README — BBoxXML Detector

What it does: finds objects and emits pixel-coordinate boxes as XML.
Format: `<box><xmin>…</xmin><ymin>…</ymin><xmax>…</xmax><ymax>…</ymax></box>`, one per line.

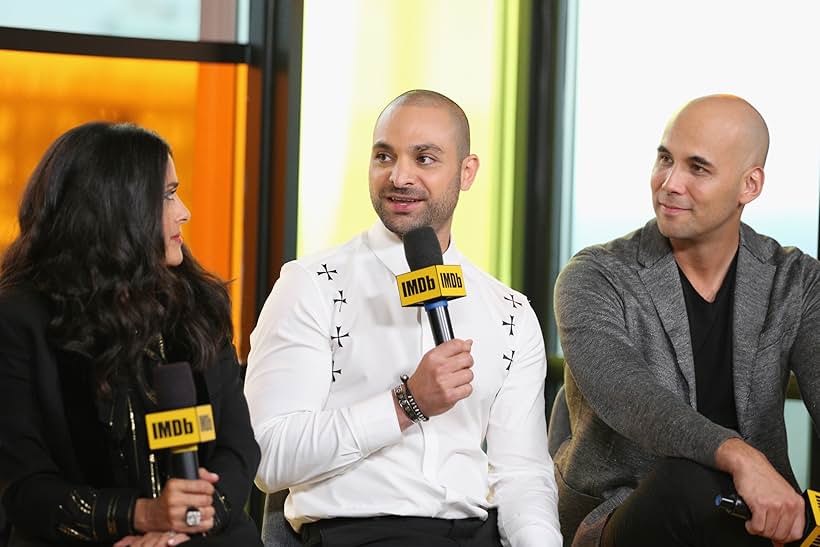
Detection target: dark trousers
<box><xmin>301</xmin><ymin>509</ymin><xmax>501</xmax><ymax>547</ymax></box>
<box><xmin>602</xmin><ymin>458</ymin><xmax>771</xmax><ymax>547</ymax></box>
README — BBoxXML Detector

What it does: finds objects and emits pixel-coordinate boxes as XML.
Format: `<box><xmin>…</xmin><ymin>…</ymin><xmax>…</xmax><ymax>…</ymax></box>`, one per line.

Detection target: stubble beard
<box><xmin>372</xmin><ymin>184</ymin><xmax>460</xmax><ymax>239</ymax></box>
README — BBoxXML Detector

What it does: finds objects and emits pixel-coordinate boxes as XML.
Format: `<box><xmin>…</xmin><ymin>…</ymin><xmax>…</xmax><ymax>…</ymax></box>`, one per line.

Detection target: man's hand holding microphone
<box><xmin>392</xmin><ymin>226</ymin><xmax>472</xmax><ymax>430</ymax></box>
<box><xmin>394</xmin><ymin>339</ymin><xmax>474</xmax><ymax>430</ymax></box>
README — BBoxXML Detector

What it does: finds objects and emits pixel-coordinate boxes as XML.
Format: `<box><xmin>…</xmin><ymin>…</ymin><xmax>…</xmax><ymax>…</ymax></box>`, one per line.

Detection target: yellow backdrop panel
<box><xmin>298</xmin><ymin>0</ymin><xmax>521</xmax><ymax>283</ymax></box>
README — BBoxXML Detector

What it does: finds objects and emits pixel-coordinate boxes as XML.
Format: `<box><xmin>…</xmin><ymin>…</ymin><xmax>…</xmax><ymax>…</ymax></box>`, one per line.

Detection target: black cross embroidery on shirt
<box><xmin>317</xmin><ymin>264</ymin><xmax>338</xmax><ymax>280</ymax></box>
<box><xmin>333</xmin><ymin>290</ymin><xmax>347</xmax><ymax>312</ymax></box>
<box><xmin>503</xmin><ymin>350</ymin><xmax>516</xmax><ymax>371</ymax></box>
<box><xmin>504</xmin><ymin>294</ymin><xmax>522</xmax><ymax>309</ymax></box>
<box><xmin>502</xmin><ymin>315</ymin><xmax>516</xmax><ymax>336</ymax></box>
<box><xmin>331</xmin><ymin>326</ymin><xmax>350</xmax><ymax>348</ymax></box>
<box><xmin>331</xmin><ymin>359</ymin><xmax>342</xmax><ymax>382</ymax></box>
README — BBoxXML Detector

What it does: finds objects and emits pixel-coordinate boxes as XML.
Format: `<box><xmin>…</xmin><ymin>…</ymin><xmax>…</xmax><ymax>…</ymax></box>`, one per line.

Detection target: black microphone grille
<box><xmin>403</xmin><ymin>226</ymin><xmax>443</xmax><ymax>270</ymax></box>
<box><xmin>154</xmin><ymin>361</ymin><xmax>196</xmax><ymax>410</ymax></box>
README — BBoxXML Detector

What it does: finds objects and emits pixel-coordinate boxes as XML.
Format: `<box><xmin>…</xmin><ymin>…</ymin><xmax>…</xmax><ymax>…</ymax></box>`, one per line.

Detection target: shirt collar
<box><xmin>365</xmin><ymin>221</ymin><xmax>463</xmax><ymax>276</ymax></box>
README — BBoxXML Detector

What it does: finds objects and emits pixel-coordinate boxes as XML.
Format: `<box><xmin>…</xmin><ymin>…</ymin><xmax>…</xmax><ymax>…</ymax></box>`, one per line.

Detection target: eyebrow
<box><xmin>657</xmin><ymin>145</ymin><xmax>715</xmax><ymax>170</ymax></box>
<box><xmin>372</xmin><ymin>141</ymin><xmax>444</xmax><ymax>154</ymax></box>
<box><xmin>688</xmin><ymin>155</ymin><xmax>715</xmax><ymax>170</ymax></box>
<box><xmin>372</xmin><ymin>141</ymin><xmax>394</xmax><ymax>153</ymax></box>
<box><xmin>413</xmin><ymin>143</ymin><xmax>443</xmax><ymax>154</ymax></box>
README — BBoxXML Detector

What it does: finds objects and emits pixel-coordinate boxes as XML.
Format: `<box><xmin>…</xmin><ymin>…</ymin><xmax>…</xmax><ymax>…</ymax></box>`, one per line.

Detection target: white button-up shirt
<box><xmin>245</xmin><ymin>222</ymin><xmax>562</xmax><ymax>546</ymax></box>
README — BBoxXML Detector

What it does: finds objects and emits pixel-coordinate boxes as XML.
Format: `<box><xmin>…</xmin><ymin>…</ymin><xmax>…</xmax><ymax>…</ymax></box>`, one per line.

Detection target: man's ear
<box><xmin>739</xmin><ymin>166</ymin><xmax>764</xmax><ymax>206</ymax></box>
<box><xmin>459</xmin><ymin>154</ymin><xmax>480</xmax><ymax>191</ymax></box>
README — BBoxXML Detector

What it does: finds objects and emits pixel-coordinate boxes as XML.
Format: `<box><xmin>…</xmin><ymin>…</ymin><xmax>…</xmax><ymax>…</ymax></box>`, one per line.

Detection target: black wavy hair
<box><xmin>0</xmin><ymin>122</ymin><xmax>232</xmax><ymax>396</ymax></box>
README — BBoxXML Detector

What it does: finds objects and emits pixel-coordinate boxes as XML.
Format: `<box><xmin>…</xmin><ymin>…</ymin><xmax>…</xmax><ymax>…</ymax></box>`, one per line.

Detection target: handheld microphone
<box><xmin>399</xmin><ymin>226</ymin><xmax>466</xmax><ymax>345</ymax></box>
<box><xmin>716</xmin><ymin>489</ymin><xmax>820</xmax><ymax>547</ymax></box>
<box><xmin>145</xmin><ymin>362</ymin><xmax>216</xmax><ymax>479</ymax></box>
<box><xmin>715</xmin><ymin>493</ymin><xmax>751</xmax><ymax>519</ymax></box>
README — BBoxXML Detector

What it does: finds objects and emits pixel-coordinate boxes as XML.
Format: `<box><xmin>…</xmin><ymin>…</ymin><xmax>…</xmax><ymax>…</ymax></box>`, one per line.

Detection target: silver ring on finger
<box><xmin>185</xmin><ymin>507</ymin><xmax>202</xmax><ymax>527</ymax></box>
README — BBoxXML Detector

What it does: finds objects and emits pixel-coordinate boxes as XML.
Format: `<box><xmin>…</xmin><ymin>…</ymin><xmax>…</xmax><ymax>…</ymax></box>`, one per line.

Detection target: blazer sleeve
<box><xmin>0</xmin><ymin>290</ymin><xmax>139</xmax><ymax>542</ymax></box>
<box><xmin>199</xmin><ymin>342</ymin><xmax>261</xmax><ymax>532</ymax></box>
<box><xmin>554</xmin><ymin>252</ymin><xmax>738</xmax><ymax>467</ymax></box>
<box><xmin>790</xmin><ymin>254</ymin><xmax>820</xmax><ymax>434</ymax></box>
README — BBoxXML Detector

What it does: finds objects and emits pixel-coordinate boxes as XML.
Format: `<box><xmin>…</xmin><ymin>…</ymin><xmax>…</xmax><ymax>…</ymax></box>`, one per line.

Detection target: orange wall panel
<box><xmin>193</xmin><ymin>62</ymin><xmax>237</xmax><ymax>282</ymax></box>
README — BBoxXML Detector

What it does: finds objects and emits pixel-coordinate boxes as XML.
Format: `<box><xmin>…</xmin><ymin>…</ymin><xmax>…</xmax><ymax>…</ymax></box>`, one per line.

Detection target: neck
<box><xmin>434</xmin><ymin>222</ymin><xmax>453</xmax><ymax>255</ymax></box>
<box><xmin>671</xmin><ymin>229</ymin><xmax>740</xmax><ymax>302</ymax></box>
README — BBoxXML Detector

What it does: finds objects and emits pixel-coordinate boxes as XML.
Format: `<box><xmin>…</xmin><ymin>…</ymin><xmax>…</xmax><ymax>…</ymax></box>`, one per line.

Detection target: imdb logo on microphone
<box><xmin>396</xmin><ymin>265</ymin><xmax>466</xmax><ymax>307</ymax></box>
<box><xmin>145</xmin><ymin>405</ymin><xmax>216</xmax><ymax>450</ymax></box>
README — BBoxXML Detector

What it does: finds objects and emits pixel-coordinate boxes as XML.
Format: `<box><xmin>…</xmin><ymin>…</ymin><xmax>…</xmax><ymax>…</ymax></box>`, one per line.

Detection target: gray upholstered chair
<box><xmin>547</xmin><ymin>385</ymin><xmax>570</xmax><ymax>458</ymax></box>
<box><xmin>261</xmin><ymin>489</ymin><xmax>301</xmax><ymax>547</ymax></box>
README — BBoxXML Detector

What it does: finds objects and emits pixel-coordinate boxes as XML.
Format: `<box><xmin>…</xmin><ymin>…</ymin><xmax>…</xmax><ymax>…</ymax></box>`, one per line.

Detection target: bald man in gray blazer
<box><xmin>553</xmin><ymin>95</ymin><xmax>820</xmax><ymax>547</ymax></box>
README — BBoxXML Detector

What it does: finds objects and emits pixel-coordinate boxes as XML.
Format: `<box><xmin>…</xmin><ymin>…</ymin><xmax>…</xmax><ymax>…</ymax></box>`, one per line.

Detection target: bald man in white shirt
<box><xmin>245</xmin><ymin>90</ymin><xmax>562</xmax><ymax>547</ymax></box>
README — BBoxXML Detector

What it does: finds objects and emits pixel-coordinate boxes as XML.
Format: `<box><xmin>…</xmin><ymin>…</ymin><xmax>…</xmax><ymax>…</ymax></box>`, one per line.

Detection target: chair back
<box><xmin>548</xmin><ymin>385</ymin><xmax>570</xmax><ymax>457</ymax></box>
<box><xmin>261</xmin><ymin>490</ymin><xmax>301</xmax><ymax>547</ymax></box>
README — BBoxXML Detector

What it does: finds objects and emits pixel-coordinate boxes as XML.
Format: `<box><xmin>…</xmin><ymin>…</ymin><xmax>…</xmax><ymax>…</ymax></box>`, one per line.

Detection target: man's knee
<box><xmin>649</xmin><ymin>458</ymin><xmax>733</xmax><ymax>505</ymax></box>
<box><xmin>603</xmin><ymin>459</ymin><xmax>738</xmax><ymax>546</ymax></box>
<box><xmin>638</xmin><ymin>458</ymin><xmax>735</xmax><ymax>530</ymax></box>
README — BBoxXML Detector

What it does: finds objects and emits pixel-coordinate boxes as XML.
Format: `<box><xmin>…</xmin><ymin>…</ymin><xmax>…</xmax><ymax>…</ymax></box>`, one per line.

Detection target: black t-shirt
<box><xmin>678</xmin><ymin>253</ymin><xmax>739</xmax><ymax>431</ymax></box>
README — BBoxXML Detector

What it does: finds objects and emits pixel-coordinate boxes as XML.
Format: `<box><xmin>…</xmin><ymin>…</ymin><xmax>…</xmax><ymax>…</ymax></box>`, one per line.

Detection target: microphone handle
<box><xmin>718</xmin><ymin>491</ymin><xmax>817</xmax><ymax>547</ymax></box>
<box><xmin>171</xmin><ymin>447</ymin><xmax>200</xmax><ymax>480</ymax></box>
<box><xmin>716</xmin><ymin>494</ymin><xmax>752</xmax><ymax>519</ymax></box>
<box><xmin>425</xmin><ymin>300</ymin><xmax>454</xmax><ymax>346</ymax></box>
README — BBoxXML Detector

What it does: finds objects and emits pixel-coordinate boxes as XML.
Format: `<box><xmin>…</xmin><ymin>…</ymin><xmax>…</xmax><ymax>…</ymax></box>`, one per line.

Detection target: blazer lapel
<box><xmin>637</xmin><ymin>221</ymin><xmax>697</xmax><ymax>405</ymax></box>
<box><xmin>733</xmin><ymin>225</ymin><xmax>776</xmax><ymax>431</ymax></box>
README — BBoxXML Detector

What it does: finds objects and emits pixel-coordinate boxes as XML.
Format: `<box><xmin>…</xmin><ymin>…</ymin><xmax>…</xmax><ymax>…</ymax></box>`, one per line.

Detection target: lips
<box><xmin>382</xmin><ymin>192</ymin><xmax>425</xmax><ymax>213</ymax></box>
<box><xmin>385</xmin><ymin>193</ymin><xmax>424</xmax><ymax>203</ymax></box>
<box><xmin>659</xmin><ymin>202</ymin><xmax>690</xmax><ymax>213</ymax></box>
<box><xmin>388</xmin><ymin>199</ymin><xmax>421</xmax><ymax>213</ymax></box>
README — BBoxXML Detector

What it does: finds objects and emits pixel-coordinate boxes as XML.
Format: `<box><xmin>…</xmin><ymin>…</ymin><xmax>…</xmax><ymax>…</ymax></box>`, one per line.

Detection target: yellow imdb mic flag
<box><xmin>145</xmin><ymin>404</ymin><xmax>216</xmax><ymax>451</ymax></box>
<box><xmin>802</xmin><ymin>489</ymin><xmax>820</xmax><ymax>547</ymax></box>
<box><xmin>396</xmin><ymin>265</ymin><xmax>466</xmax><ymax>307</ymax></box>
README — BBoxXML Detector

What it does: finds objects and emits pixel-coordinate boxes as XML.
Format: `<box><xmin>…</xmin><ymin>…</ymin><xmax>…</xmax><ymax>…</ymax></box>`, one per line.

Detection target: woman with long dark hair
<box><xmin>0</xmin><ymin>122</ymin><xmax>262</xmax><ymax>546</ymax></box>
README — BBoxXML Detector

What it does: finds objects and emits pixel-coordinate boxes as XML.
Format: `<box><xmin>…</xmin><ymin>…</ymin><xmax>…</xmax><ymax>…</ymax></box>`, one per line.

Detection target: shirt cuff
<box><xmin>55</xmin><ymin>487</ymin><xmax>137</xmax><ymax>542</ymax></box>
<box><xmin>505</xmin><ymin>523</ymin><xmax>562</xmax><ymax>547</ymax></box>
<box><xmin>348</xmin><ymin>389</ymin><xmax>402</xmax><ymax>455</ymax></box>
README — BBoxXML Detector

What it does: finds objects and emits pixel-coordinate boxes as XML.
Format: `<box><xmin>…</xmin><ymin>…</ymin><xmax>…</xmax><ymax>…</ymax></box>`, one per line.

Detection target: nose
<box><xmin>389</xmin><ymin>157</ymin><xmax>415</xmax><ymax>187</ymax></box>
<box><xmin>177</xmin><ymin>197</ymin><xmax>191</xmax><ymax>224</ymax></box>
<box><xmin>660</xmin><ymin>164</ymin><xmax>685</xmax><ymax>195</ymax></box>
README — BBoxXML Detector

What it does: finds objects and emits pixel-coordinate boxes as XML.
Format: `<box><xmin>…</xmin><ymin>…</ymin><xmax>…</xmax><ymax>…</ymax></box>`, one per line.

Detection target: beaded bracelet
<box><xmin>400</xmin><ymin>374</ymin><xmax>429</xmax><ymax>422</ymax></box>
<box><xmin>394</xmin><ymin>383</ymin><xmax>419</xmax><ymax>422</ymax></box>
<box><xmin>394</xmin><ymin>379</ymin><xmax>428</xmax><ymax>423</ymax></box>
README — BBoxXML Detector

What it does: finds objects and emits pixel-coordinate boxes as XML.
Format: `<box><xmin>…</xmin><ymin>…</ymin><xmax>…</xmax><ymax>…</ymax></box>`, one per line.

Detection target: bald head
<box><xmin>668</xmin><ymin>94</ymin><xmax>769</xmax><ymax>169</ymax></box>
<box><xmin>651</xmin><ymin>94</ymin><xmax>769</xmax><ymax>245</ymax></box>
<box><xmin>376</xmin><ymin>90</ymin><xmax>471</xmax><ymax>161</ymax></box>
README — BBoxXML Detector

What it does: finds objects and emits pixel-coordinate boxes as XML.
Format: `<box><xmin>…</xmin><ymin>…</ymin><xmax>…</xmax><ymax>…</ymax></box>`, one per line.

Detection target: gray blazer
<box><xmin>553</xmin><ymin>220</ymin><xmax>820</xmax><ymax>546</ymax></box>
